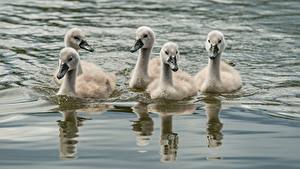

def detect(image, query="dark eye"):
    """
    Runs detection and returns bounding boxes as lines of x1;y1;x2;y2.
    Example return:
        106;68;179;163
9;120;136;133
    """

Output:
208;39;210;43
176;50;178;54
74;36;80;40
68;57;73;62
165;51;169;55
218;39;221;43
143;34;148;38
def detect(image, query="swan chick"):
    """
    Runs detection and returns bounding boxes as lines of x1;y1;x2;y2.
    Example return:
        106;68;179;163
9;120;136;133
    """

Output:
56;47;116;98
147;42;197;100
194;30;242;93
54;28;94;84
129;26;160;90
64;28;94;52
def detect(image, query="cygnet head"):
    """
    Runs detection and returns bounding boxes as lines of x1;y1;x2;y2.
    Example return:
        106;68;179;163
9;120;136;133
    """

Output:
56;47;80;79
64;28;94;52
205;30;226;60
160;42;179;72
130;26;155;53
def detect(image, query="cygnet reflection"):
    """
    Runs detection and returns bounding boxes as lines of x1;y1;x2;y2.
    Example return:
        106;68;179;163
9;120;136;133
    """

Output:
203;96;223;148
57;104;111;159
131;102;154;147
148;103;196;162
58;110;82;159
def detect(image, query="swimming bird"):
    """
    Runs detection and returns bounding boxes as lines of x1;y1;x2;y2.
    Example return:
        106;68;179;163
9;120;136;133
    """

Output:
129;26;161;90
54;28;94;83
56;47;116;98
147;42;197;100
194;30;242;93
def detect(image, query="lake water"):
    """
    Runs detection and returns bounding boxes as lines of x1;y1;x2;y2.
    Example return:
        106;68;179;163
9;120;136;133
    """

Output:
0;0;299;169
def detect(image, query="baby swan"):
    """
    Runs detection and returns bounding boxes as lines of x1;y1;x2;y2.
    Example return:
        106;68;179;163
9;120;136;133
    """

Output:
129;26;160;90
64;28;94;53
194;30;242;93
147;42;197;100
54;28;94;83
56;47;116;98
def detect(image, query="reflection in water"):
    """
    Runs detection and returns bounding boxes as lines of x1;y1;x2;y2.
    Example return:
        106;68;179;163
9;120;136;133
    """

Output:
57;105;111;159
57;110;84;159
203;96;223;159
204;97;223;148
149;103;196;162
160;115;178;162
131;102;154;148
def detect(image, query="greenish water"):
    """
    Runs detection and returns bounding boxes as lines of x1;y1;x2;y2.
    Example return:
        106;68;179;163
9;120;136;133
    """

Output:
0;0;299;169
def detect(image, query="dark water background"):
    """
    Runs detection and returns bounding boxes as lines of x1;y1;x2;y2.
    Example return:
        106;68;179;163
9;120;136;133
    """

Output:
0;0;299;169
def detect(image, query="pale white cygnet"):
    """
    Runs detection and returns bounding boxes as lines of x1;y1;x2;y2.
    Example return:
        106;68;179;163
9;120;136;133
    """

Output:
129;26;161;90
147;42;197;100
194;30;242;93
64;28;94;53
54;28;94;83
56;47;116;98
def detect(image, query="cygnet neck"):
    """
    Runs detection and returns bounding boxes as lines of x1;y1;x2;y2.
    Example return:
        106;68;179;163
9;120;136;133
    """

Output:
65;43;83;75
58;69;77;96
135;48;152;77
160;62;173;86
207;53;221;81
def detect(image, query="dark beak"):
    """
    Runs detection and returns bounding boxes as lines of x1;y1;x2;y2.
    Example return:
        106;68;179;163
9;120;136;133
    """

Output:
79;40;94;52
167;55;178;72
209;45;219;60
56;63;69;80
130;39;144;53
